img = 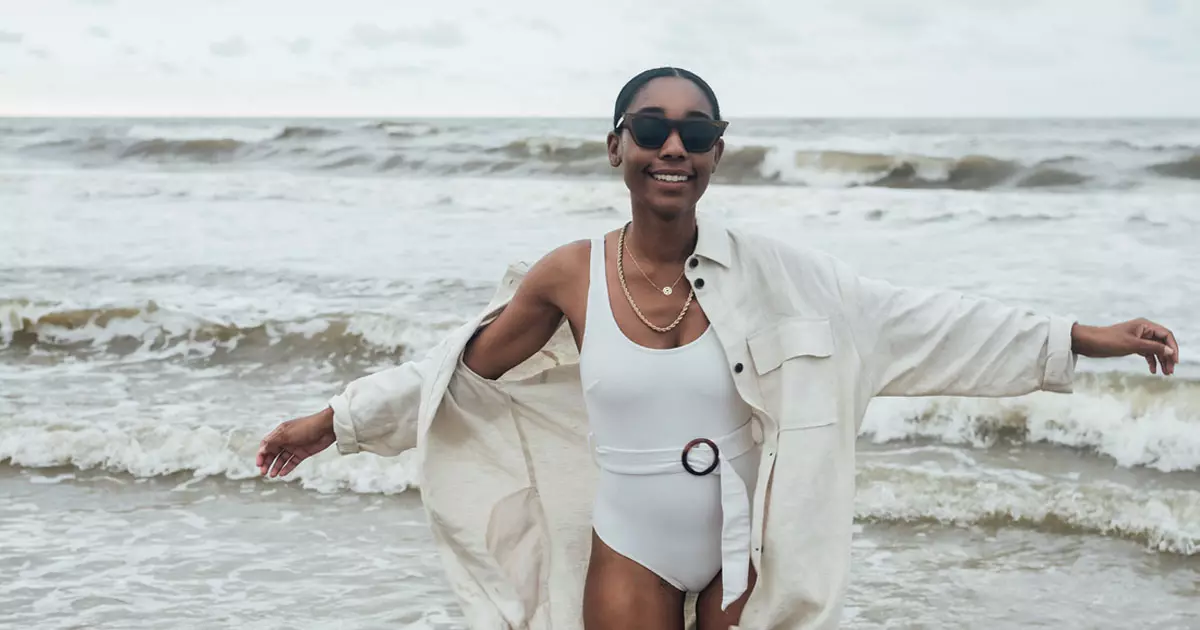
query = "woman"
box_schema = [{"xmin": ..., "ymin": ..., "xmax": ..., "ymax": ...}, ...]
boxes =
[{"xmin": 257, "ymin": 67, "xmax": 1179, "ymax": 630}]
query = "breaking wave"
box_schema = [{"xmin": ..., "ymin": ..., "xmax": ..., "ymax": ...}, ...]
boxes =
[
  {"xmin": 7, "ymin": 119, "xmax": 1199, "ymax": 190},
  {"xmin": 5, "ymin": 300, "xmax": 1198, "ymax": 470},
  {"xmin": 0, "ymin": 300, "xmax": 420, "ymax": 365},
  {"xmin": 275, "ymin": 125, "xmax": 339, "ymax": 140},
  {"xmin": 4, "ymin": 299, "xmax": 1196, "ymax": 555},
  {"xmin": 1149, "ymin": 155, "xmax": 1200, "ymax": 180},
  {"xmin": 856, "ymin": 459, "xmax": 1198, "ymax": 555},
  {"xmin": 3, "ymin": 421, "xmax": 1194, "ymax": 555},
  {"xmin": 861, "ymin": 374, "xmax": 1200, "ymax": 473},
  {"xmin": 0, "ymin": 422, "xmax": 423, "ymax": 495},
  {"xmin": 119, "ymin": 138, "xmax": 248, "ymax": 161}
]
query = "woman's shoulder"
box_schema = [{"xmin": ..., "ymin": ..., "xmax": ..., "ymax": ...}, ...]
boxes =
[
  {"xmin": 727, "ymin": 227, "xmax": 845, "ymax": 273},
  {"xmin": 539, "ymin": 239, "xmax": 592, "ymax": 278},
  {"xmin": 502, "ymin": 238, "xmax": 592, "ymax": 298},
  {"xmin": 725, "ymin": 229, "xmax": 865, "ymax": 312}
]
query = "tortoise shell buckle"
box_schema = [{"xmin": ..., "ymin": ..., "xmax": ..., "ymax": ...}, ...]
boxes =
[{"xmin": 681, "ymin": 438, "xmax": 720, "ymax": 476}]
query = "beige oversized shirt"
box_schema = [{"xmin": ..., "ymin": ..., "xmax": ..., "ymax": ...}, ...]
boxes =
[{"xmin": 328, "ymin": 218, "xmax": 1077, "ymax": 629}]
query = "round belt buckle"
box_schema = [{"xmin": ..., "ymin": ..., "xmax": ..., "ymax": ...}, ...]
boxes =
[{"xmin": 681, "ymin": 438, "xmax": 720, "ymax": 476}]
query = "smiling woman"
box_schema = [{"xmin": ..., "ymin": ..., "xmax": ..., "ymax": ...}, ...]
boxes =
[
  {"xmin": 607, "ymin": 68, "xmax": 726, "ymax": 233},
  {"xmin": 256, "ymin": 66, "xmax": 1181, "ymax": 630}
]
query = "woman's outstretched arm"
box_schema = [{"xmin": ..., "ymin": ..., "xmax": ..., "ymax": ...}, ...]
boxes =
[
  {"xmin": 256, "ymin": 242, "xmax": 585, "ymax": 478},
  {"xmin": 833, "ymin": 261, "xmax": 1179, "ymax": 399}
]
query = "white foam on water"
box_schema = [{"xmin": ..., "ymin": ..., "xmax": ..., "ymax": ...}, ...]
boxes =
[
  {"xmin": 0, "ymin": 298, "xmax": 468, "ymax": 365},
  {"xmin": 3, "ymin": 413, "xmax": 1196, "ymax": 554},
  {"xmin": 0, "ymin": 421, "xmax": 422, "ymax": 495},
  {"xmin": 856, "ymin": 460, "xmax": 1199, "ymax": 555},
  {"xmin": 861, "ymin": 378, "xmax": 1200, "ymax": 472},
  {"xmin": 125, "ymin": 123, "xmax": 282, "ymax": 143}
]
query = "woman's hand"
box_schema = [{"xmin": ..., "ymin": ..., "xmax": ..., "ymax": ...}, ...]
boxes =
[
  {"xmin": 256, "ymin": 407, "xmax": 337, "ymax": 478},
  {"xmin": 1072, "ymin": 319, "xmax": 1180, "ymax": 375}
]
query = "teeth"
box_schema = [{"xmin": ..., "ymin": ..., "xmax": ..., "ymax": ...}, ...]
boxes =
[{"xmin": 651, "ymin": 173, "xmax": 689, "ymax": 183}]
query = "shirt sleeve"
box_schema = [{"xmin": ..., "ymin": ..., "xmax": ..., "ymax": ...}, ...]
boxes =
[
  {"xmin": 834, "ymin": 261, "xmax": 1077, "ymax": 398},
  {"xmin": 328, "ymin": 342, "xmax": 444, "ymax": 457}
]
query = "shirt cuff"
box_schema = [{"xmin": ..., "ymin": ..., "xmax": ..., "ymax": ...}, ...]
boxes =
[
  {"xmin": 328, "ymin": 393, "xmax": 361, "ymax": 455},
  {"xmin": 1041, "ymin": 316, "xmax": 1077, "ymax": 393}
]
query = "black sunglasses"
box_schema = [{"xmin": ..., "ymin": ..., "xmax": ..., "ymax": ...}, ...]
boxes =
[{"xmin": 615, "ymin": 112, "xmax": 728, "ymax": 153}]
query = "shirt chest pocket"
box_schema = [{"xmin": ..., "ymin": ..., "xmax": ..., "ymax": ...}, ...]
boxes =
[{"xmin": 747, "ymin": 317, "xmax": 839, "ymax": 431}]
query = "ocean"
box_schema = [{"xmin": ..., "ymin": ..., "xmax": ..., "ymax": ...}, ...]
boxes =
[{"xmin": 1, "ymin": 117, "xmax": 1198, "ymax": 629}]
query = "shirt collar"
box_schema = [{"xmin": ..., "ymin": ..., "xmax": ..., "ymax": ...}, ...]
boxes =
[{"xmin": 694, "ymin": 215, "xmax": 732, "ymax": 268}]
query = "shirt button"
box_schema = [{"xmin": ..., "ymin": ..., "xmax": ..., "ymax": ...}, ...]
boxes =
[
  {"xmin": 688, "ymin": 257, "xmax": 699, "ymax": 268},
  {"xmin": 693, "ymin": 278, "xmax": 705, "ymax": 289},
  {"xmin": 734, "ymin": 362, "xmax": 744, "ymax": 373}
]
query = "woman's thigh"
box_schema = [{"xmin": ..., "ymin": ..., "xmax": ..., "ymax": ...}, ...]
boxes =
[
  {"xmin": 584, "ymin": 531, "xmax": 686, "ymax": 630},
  {"xmin": 695, "ymin": 563, "xmax": 757, "ymax": 630}
]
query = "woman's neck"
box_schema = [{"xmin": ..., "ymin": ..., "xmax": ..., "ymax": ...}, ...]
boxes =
[{"xmin": 626, "ymin": 208, "xmax": 698, "ymax": 265}]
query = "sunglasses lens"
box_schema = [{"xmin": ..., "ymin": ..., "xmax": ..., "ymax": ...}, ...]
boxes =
[
  {"xmin": 679, "ymin": 121, "xmax": 721, "ymax": 153},
  {"xmin": 624, "ymin": 115, "xmax": 724, "ymax": 152},
  {"xmin": 628, "ymin": 116, "xmax": 671, "ymax": 148}
]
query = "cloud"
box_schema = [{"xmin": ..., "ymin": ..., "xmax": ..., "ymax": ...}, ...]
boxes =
[
  {"xmin": 349, "ymin": 21, "xmax": 465, "ymax": 50},
  {"xmin": 285, "ymin": 37, "xmax": 312, "ymax": 55},
  {"xmin": 209, "ymin": 36, "xmax": 248, "ymax": 57},
  {"xmin": 28, "ymin": 48, "xmax": 52, "ymax": 60},
  {"xmin": 526, "ymin": 18, "xmax": 560, "ymax": 38},
  {"xmin": 1146, "ymin": 0, "xmax": 1180, "ymax": 16},
  {"xmin": 1, "ymin": 0, "xmax": 1196, "ymax": 117},
  {"xmin": 348, "ymin": 63, "xmax": 428, "ymax": 87}
]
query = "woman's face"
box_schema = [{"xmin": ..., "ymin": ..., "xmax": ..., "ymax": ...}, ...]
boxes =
[{"xmin": 607, "ymin": 77, "xmax": 724, "ymax": 220}]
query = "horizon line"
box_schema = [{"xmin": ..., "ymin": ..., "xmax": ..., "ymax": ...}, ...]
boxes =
[{"xmin": 2, "ymin": 113, "xmax": 1198, "ymax": 121}]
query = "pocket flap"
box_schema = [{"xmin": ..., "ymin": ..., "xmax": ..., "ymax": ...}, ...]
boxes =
[{"xmin": 747, "ymin": 317, "xmax": 834, "ymax": 376}]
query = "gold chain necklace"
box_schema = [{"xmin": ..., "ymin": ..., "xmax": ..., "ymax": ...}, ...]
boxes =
[
  {"xmin": 617, "ymin": 223, "xmax": 694, "ymax": 333},
  {"xmin": 626, "ymin": 243, "xmax": 686, "ymax": 296}
]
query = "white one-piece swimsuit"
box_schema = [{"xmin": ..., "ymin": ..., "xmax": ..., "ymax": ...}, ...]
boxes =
[{"xmin": 579, "ymin": 237, "xmax": 761, "ymax": 610}]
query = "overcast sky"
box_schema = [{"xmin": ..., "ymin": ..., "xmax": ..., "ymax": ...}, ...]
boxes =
[{"xmin": 1, "ymin": 0, "xmax": 1197, "ymax": 117}]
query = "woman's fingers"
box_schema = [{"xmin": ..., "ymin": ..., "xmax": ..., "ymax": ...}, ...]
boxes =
[
  {"xmin": 1133, "ymin": 336, "xmax": 1171, "ymax": 375},
  {"xmin": 257, "ymin": 420, "xmax": 327, "ymax": 477},
  {"xmin": 1138, "ymin": 320, "xmax": 1178, "ymax": 375},
  {"xmin": 1156, "ymin": 326, "xmax": 1179, "ymax": 375},
  {"xmin": 256, "ymin": 426, "xmax": 284, "ymax": 475},
  {"xmin": 278, "ymin": 452, "xmax": 302, "ymax": 477},
  {"xmin": 258, "ymin": 426, "xmax": 291, "ymax": 477},
  {"xmin": 256, "ymin": 411, "xmax": 337, "ymax": 476},
  {"xmin": 256, "ymin": 441, "xmax": 276, "ymax": 475},
  {"xmin": 268, "ymin": 449, "xmax": 294, "ymax": 478}
]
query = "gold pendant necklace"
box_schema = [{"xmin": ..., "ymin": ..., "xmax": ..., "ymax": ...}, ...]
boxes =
[
  {"xmin": 625, "ymin": 242, "xmax": 686, "ymax": 296},
  {"xmin": 617, "ymin": 223, "xmax": 694, "ymax": 333}
]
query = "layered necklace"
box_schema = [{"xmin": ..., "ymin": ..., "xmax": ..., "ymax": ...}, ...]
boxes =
[{"xmin": 616, "ymin": 222, "xmax": 694, "ymax": 333}]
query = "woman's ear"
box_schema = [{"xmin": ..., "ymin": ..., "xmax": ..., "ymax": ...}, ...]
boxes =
[
  {"xmin": 712, "ymin": 137, "xmax": 725, "ymax": 173},
  {"xmin": 606, "ymin": 130, "xmax": 622, "ymax": 168}
]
